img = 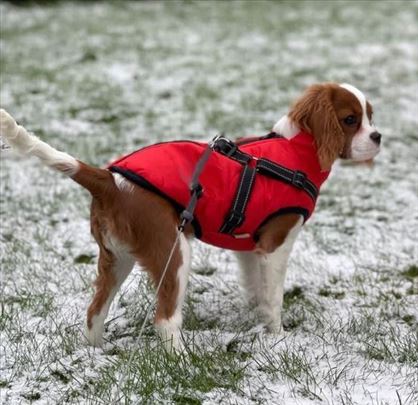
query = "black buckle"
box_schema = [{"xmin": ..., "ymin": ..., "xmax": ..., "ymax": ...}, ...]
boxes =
[
  {"xmin": 214, "ymin": 137, "xmax": 237, "ymax": 157},
  {"xmin": 226, "ymin": 210, "xmax": 245, "ymax": 228},
  {"xmin": 291, "ymin": 170, "xmax": 306, "ymax": 189},
  {"xmin": 190, "ymin": 183, "xmax": 203, "ymax": 198}
]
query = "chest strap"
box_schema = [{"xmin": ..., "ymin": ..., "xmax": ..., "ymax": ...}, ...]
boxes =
[
  {"xmin": 219, "ymin": 164, "xmax": 257, "ymax": 234},
  {"xmin": 213, "ymin": 135, "xmax": 319, "ymax": 235},
  {"xmin": 256, "ymin": 158, "xmax": 318, "ymax": 202}
]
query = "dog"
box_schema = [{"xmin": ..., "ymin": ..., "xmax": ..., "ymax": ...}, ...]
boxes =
[{"xmin": 0, "ymin": 82, "xmax": 381, "ymax": 350}]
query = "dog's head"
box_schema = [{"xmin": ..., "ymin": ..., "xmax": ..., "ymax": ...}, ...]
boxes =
[{"xmin": 273, "ymin": 83, "xmax": 381, "ymax": 171}]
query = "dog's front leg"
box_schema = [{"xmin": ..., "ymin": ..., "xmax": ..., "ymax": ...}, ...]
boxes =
[
  {"xmin": 235, "ymin": 251, "xmax": 262, "ymax": 307},
  {"xmin": 256, "ymin": 217, "xmax": 303, "ymax": 333}
]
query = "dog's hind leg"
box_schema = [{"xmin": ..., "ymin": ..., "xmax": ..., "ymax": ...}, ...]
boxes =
[
  {"xmin": 86, "ymin": 239, "xmax": 135, "ymax": 347},
  {"xmin": 150, "ymin": 233, "xmax": 191, "ymax": 352}
]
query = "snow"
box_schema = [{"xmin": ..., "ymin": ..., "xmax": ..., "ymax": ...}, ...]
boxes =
[{"xmin": 1, "ymin": 1, "xmax": 417, "ymax": 404}]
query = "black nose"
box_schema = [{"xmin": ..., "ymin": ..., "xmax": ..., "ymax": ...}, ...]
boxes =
[{"xmin": 370, "ymin": 132, "xmax": 382, "ymax": 145}]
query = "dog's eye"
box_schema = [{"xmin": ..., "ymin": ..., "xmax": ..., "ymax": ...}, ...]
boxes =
[{"xmin": 343, "ymin": 115, "xmax": 357, "ymax": 126}]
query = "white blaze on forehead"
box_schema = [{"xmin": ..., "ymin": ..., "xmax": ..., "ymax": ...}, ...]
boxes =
[
  {"xmin": 339, "ymin": 83, "xmax": 380, "ymax": 162},
  {"xmin": 339, "ymin": 83, "xmax": 371, "ymax": 127},
  {"xmin": 340, "ymin": 83, "xmax": 366, "ymax": 108}
]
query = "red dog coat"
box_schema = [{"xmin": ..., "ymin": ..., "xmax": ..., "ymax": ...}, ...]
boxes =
[{"xmin": 109, "ymin": 131, "xmax": 329, "ymax": 251}]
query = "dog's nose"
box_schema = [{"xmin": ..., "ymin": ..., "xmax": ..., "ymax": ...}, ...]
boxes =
[{"xmin": 370, "ymin": 131, "xmax": 382, "ymax": 145}]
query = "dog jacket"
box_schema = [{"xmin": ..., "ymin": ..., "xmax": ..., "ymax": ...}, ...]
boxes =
[{"xmin": 109, "ymin": 131, "xmax": 329, "ymax": 251}]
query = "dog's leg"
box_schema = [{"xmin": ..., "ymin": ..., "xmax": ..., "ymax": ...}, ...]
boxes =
[
  {"xmin": 235, "ymin": 251, "xmax": 262, "ymax": 307},
  {"xmin": 86, "ymin": 244, "xmax": 135, "ymax": 347},
  {"xmin": 257, "ymin": 218, "xmax": 303, "ymax": 333},
  {"xmin": 153, "ymin": 233, "xmax": 190, "ymax": 352}
]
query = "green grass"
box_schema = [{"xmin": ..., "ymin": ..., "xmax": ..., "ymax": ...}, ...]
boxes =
[
  {"xmin": 402, "ymin": 265, "xmax": 418, "ymax": 279},
  {"xmin": 1, "ymin": 0, "xmax": 418, "ymax": 404}
]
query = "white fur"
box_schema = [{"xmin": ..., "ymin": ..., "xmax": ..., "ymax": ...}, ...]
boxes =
[
  {"xmin": 156, "ymin": 233, "xmax": 190, "ymax": 351},
  {"xmin": 340, "ymin": 83, "xmax": 368, "ymax": 113},
  {"xmin": 272, "ymin": 85, "xmax": 380, "ymax": 162},
  {"xmin": 236, "ymin": 252, "xmax": 263, "ymax": 307},
  {"xmin": 86, "ymin": 298, "xmax": 112, "ymax": 348},
  {"xmin": 155, "ymin": 311, "xmax": 184, "ymax": 351},
  {"xmin": 176, "ymin": 234, "xmax": 191, "ymax": 310},
  {"xmin": 339, "ymin": 84, "xmax": 380, "ymax": 161},
  {"xmin": 86, "ymin": 233, "xmax": 135, "ymax": 347},
  {"xmin": 2, "ymin": 83, "xmax": 378, "ymax": 349},
  {"xmin": 0, "ymin": 109, "xmax": 79, "ymax": 176},
  {"xmin": 272, "ymin": 115, "xmax": 300, "ymax": 139},
  {"xmin": 236, "ymin": 216, "xmax": 303, "ymax": 332},
  {"xmin": 112, "ymin": 172, "xmax": 135, "ymax": 193}
]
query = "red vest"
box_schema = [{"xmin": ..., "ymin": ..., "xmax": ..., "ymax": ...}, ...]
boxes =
[{"xmin": 109, "ymin": 131, "xmax": 329, "ymax": 251}]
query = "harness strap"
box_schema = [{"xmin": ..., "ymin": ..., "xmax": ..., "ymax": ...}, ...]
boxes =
[
  {"xmin": 214, "ymin": 135, "xmax": 318, "ymax": 201},
  {"xmin": 215, "ymin": 134, "xmax": 319, "ymax": 235},
  {"xmin": 179, "ymin": 143, "xmax": 213, "ymax": 230},
  {"xmin": 213, "ymin": 137, "xmax": 252, "ymax": 164},
  {"xmin": 219, "ymin": 164, "xmax": 257, "ymax": 234},
  {"xmin": 235, "ymin": 132, "xmax": 284, "ymax": 146},
  {"xmin": 256, "ymin": 158, "xmax": 318, "ymax": 201}
]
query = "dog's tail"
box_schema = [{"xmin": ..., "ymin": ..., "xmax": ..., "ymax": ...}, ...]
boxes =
[{"xmin": 0, "ymin": 109, "xmax": 115, "ymax": 197}]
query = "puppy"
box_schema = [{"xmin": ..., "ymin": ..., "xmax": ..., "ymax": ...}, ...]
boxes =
[{"xmin": 0, "ymin": 83, "xmax": 381, "ymax": 350}]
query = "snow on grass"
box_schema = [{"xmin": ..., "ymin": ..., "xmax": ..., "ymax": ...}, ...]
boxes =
[{"xmin": 1, "ymin": 1, "xmax": 417, "ymax": 404}]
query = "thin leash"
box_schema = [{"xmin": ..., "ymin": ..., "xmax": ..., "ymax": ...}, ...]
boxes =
[
  {"xmin": 113, "ymin": 135, "xmax": 221, "ymax": 403},
  {"xmin": 113, "ymin": 227, "xmax": 183, "ymax": 404}
]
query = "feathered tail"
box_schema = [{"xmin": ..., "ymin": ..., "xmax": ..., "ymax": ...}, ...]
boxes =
[{"xmin": 0, "ymin": 109, "xmax": 114, "ymax": 197}]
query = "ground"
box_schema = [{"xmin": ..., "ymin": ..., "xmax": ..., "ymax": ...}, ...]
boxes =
[{"xmin": 0, "ymin": 1, "xmax": 417, "ymax": 404}]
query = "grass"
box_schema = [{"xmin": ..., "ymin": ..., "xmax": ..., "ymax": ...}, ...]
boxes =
[
  {"xmin": 402, "ymin": 265, "xmax": 418, "ymax": 280},
  {"xmin": 108, "ymin": 343, "xmax": 246, "ymax": 404},
  {"xmin": 1, "ymin": 0, "xmax": 418, "ymax": 404}
]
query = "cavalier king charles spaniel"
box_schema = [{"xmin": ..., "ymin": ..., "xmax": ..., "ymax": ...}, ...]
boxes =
[{"xmin": 0, "ymin": 83, "xmax": 381, "ymax": 350}]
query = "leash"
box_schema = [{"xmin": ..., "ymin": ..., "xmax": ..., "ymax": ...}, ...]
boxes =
[
  {"xmin": 113, "ymin": 135, "xmax": 219, "ymax": 403},
  {"xmin": 178, "ymin": 134, "xmax": 221, "ymax": 231},
  {"xmin": 113, "ymin": 227, "xmax": 183, "ymax": 404}
]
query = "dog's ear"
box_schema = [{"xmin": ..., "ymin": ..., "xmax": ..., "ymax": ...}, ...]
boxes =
[{"xmin": 289, "ymin": 84, "xmax": 345, "ymax": 171}]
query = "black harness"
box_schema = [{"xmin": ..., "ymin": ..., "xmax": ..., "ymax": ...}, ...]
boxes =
[{"xmin": 180, "ymin": 133, "xmax": 319, "ymax": 235}]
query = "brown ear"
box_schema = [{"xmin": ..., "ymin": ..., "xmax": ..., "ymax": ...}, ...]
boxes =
[{"xmin": 288, "ymin": 83, "xmax": 345, "ymax": 171}]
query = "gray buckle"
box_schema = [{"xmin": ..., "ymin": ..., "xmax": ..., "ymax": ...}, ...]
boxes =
[{"xmin": 291, "ymin": 171, "xmax": 306, "ymax": 189}]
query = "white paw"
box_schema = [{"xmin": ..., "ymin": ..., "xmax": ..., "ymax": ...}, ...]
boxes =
[
  {"xmin": 265, "ymin": 321, "xmax": 286, "ymax": 336},
  {"xmin": 162, "ymin": 335, "xmax": 185, "ymax": 354},
  {"xmin": 0, "ymin": 109, "xmax": 18, "ymax": 138},
  {"xmin": 85, "ymin": 318, "xmax": 104, "ymax": 348},
  {"xmin": 157, "ymin": 327, "xmax": 185, "ymax": 353},
  {"xmin": 255, "ymin": 307, "xmax": 285, "ymax": 335},
  {"xmin": 156, "ymin": 324, "xmax": 185, "ymax": 353},
  {"xmin": 155, "ymin": 313, "xmax": 185, "ymax": 353}
]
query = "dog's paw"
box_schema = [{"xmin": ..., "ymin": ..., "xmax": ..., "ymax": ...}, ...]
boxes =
[
  {"xmin": 0, "ymin": 109, "xmax": 18, "ymax": 138},
  {"xmin": 158, "ymin": 330, "xmax": 185, "ymax": 354},
  {"xmin": 264, "ymin": 319, "xmax": 287, "ymax": 336},
  {"xmin": 84, "ymin": 320, "xmax": 104, "ymax": 348},
  {"xmin": 164, "ymin": 337, "xmax": 185, "ymax": 355}
]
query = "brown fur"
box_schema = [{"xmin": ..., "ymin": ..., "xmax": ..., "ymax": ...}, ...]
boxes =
[
  {"xmin": 86, "ymin": 246, "xmax": 116, "ymax": 329},
  {"xmin": 83, "ymin": 180, "xmax": 299, "ymax": 331},
  {"xmin": 71, "ymin": 83, "xmax": 370, "ymax": 341},
  {"xmin": 255, "ymin": 214, "xmax": 302, "ymax": 254},
  {"xmin": 0, "ymin": 83, "xmax": 378, "ymax": 348},
  {"xmin": 289, "ymin": 83, "xmax": 362, "ymax": 170},
  {"xmin": 72, "ymin": 160, "xmax": 299, "ymax": 329},
  {"xmin": 73, "ymin": 165, "xmax": 185, "ymax": 327}
]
